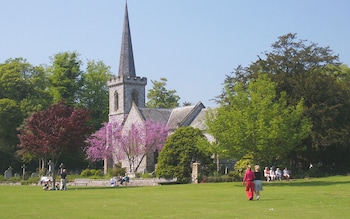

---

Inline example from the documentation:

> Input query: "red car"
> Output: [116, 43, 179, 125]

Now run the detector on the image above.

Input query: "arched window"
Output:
[114, 91, 119, 111]
[132, 90, 138, 106]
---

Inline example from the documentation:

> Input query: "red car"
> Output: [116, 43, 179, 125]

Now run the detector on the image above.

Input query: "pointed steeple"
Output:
[118, 2, 136, 77]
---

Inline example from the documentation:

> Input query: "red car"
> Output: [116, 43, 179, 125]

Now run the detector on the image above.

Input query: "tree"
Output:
[78, 60, 112, 129]
[217, 33, 350, 173]
[0, 58, 52, 171]
[182, 101, 193, 106]
[0, 98, 22, 169]
[0, 58, 32, 101]
[48, 52, 83, 105]
[207, 74, 312, 165]
[17, 101, 92, 187]
[119, 120, 168, 172]
[85, 120, 168, 173]
[146, 78, 180, 108]
[156, 126, 211, 183]
[85, 122, 122, 162]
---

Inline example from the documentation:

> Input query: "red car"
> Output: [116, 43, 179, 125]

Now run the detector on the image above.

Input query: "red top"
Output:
[243, 169, 255, 182]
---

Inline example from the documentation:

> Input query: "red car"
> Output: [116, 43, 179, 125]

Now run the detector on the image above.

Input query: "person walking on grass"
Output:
[242, 165, 255, 200]
[254, 165, 263, 200]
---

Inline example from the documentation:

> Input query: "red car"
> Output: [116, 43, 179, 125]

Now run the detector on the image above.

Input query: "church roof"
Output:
[136, 102, 206, 131]
[138, 107, 172, 123]
[190, 108, 209, 130]
[118, 2, 136, 77]
[167, 102, 205, 130]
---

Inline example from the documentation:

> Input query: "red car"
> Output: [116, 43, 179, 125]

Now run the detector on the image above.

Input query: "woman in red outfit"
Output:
[242, 165, 255, 200]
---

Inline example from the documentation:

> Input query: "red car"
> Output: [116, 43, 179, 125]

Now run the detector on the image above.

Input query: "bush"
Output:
[156, 127, 211, 184]
[80, 169, 103, 178]
[231, 155, 254, 181]
[140, 173, 153, 178]
[21, 177, 40, 185]
[108, 163, 126, 177]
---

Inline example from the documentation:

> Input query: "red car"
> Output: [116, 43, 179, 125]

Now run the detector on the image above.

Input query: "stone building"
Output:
[107, 3, 208, 174]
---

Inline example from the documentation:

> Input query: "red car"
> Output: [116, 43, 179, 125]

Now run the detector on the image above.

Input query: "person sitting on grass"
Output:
[120, 173, 129, 185]
[43, 180, 51, 190]
[110, 177, 117, 187]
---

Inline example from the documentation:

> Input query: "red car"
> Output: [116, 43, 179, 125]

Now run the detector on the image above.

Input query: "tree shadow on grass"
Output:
[234, 178, 350, 187]
[70, 186, 137, 191]
[262, 179, 350, 187]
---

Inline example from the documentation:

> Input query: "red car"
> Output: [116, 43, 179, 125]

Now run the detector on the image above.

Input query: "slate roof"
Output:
[138, 107, 172, 123]
[137, 102, 206, 131]
[190, 108, 209, 130]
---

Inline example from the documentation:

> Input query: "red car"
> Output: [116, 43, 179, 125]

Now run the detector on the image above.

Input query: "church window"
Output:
[132, 90, 138, 106]
[114, 91, 119, 111]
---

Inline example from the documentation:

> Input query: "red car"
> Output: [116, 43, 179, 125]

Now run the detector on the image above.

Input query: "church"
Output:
[106, 3, 209, 174]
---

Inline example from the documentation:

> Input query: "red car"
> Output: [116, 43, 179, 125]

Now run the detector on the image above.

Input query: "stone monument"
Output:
[191, 162, 200, 184]
[4, 166, 13, 179]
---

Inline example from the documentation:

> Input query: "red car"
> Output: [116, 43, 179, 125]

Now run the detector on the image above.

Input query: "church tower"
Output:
[108, 3, 147, 123]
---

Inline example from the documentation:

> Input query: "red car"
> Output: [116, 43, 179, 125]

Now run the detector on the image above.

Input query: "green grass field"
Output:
[0, 176, 349, 219]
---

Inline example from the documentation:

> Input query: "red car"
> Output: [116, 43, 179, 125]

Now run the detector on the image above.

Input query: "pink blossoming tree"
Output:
[85, 120, 168, 172]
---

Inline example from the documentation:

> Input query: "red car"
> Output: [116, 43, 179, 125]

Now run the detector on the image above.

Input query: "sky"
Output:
[1, 1, 350, 107]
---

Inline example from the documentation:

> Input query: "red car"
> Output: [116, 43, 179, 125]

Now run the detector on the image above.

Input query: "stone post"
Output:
[191, 162, 200, 184]
[21, 164, 26, 180]
[48, 160, 52, 176]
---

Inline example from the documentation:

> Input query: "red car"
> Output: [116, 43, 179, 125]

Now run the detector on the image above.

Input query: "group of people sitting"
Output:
[263, 167, 290, 182]
[41, 178, 60, 190]
[110, 173, 130, 187]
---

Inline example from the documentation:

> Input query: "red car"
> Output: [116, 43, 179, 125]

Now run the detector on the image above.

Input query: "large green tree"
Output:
[78, 60, 112, 129]
[208, 74, 311, 165]
[0, 98, 22, 169]
[218, 33, 350, 173]
[48, 52, 83, 105]
[0, 58, 52, 171]
[0, 58, 52, 114]
[146, 78, 180, 108]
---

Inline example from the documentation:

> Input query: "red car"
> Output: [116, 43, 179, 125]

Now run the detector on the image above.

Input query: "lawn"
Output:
[0, 176, 349, 219]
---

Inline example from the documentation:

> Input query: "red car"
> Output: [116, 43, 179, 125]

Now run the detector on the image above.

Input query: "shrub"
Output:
[205, 175, 237, 183]
[21, 177, 40, 185]
[80, 169, 92, 177]
[231, 155, 254, 181]
[156, 127, 211, 184]
[108, 163, 126, 177]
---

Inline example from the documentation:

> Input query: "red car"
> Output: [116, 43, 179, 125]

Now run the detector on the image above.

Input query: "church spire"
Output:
[118, 2, 136, 77]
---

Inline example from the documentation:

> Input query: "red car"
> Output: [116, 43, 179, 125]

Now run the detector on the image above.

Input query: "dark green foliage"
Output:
[48, 52, 83, 105]
[156, 126, 212, 183]
[0, 54, 111, 173]
[0, 58, 52, 171]
[78, 60, 111, 129]
[215, 33, 350, 174]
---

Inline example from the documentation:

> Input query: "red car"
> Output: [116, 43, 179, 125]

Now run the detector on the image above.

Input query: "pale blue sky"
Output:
[1, 1, 349, 107]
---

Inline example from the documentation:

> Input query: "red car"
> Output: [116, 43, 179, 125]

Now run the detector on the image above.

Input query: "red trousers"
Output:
[245, 181, 255, 200]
